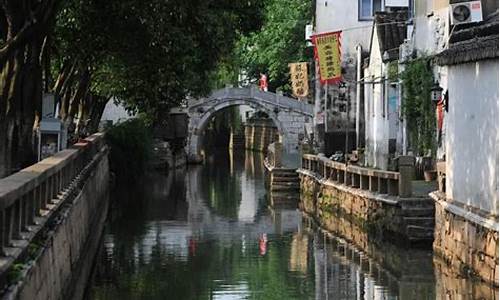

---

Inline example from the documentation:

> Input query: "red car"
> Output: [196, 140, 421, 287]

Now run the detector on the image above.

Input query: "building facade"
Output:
[313, 0, 410, 156]
[363, 11, 408, 170]
[312, 0, 499, 285]
[431, 3, 498, 284]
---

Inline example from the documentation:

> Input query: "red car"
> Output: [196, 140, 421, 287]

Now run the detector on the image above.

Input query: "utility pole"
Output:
[344, 84, 350, 161]
[355, 44, 363, 149]
[313, 62, 324, 153]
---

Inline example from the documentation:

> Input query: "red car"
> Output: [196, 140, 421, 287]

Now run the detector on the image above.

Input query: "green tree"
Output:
[236, 0, 313, 92]
[0, 0, 262, 177]
[401, 57, 436, 156]
[0, 0, 58, 177]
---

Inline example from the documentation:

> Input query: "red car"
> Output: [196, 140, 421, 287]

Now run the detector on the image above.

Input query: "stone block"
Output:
[378, 178, 388, 194]
[345, 172, 352, 186]
[278, 115, 293, 122]
[485, 231, 499, 258]
[398, 155, 415, 167]
[338, 171, 345, 183]
[352, 174, 360, 188]
[388, 179, 398, 196]
[369, 176, 378, 192]
[360, 175, 369, 190]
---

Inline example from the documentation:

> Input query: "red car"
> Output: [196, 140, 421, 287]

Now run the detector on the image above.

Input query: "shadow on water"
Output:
[84, 149, 498, 300]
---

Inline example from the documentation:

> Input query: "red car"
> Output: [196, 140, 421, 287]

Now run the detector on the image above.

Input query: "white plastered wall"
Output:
[445, 59, 499, 214]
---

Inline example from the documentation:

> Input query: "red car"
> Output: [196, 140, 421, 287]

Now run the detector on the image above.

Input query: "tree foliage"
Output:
[0, 0, 57, 176]
[235, 0, 313, 92]
[53, 0, 264, 118]
[0, 0, 262, 177]
[401, 57, 436, 156]
[106, 118, 152, 183]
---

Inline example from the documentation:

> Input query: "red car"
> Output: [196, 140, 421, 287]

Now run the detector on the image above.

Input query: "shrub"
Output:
[401, 57, 436, 157]
[106, 118, 152, 182]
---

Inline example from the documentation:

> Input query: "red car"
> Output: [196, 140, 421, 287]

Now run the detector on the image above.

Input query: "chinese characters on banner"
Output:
[289, 62, 309, 99]
[312, 31, 342, 84]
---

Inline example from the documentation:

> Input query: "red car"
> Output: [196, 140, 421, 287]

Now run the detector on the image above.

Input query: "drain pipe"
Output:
[355, 44, 363, 149]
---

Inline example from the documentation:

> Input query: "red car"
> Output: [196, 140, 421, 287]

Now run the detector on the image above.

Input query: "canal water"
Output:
[86, 150, 497, 300]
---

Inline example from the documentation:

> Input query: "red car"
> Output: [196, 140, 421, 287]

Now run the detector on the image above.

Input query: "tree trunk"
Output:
[0, 49, 23, 177]
[0, 0, 57, 178]
[68, 68, 90, 121]
[84, 95, 109, 135]
[15, 37, 44, 170]
[59, 65, 78, 122]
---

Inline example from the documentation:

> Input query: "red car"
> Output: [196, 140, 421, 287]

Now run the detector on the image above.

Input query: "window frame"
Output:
[359, 0, 385, 21]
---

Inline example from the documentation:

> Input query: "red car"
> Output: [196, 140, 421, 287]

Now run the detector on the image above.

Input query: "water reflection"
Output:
[87, 149, 496, 300]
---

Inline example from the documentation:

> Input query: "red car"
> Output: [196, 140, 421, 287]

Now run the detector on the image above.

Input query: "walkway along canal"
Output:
[0, 133, 110, 299]
[85, 149, 497, 299]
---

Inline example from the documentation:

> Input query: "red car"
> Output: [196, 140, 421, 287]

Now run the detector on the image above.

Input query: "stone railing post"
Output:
[398, 156, 414, 197]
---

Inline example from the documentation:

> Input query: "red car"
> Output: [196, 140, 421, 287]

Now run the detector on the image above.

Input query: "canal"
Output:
[85, 150, 497, 300]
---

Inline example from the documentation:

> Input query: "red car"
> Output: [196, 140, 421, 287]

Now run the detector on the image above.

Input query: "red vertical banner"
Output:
[312, 31, 342, 85]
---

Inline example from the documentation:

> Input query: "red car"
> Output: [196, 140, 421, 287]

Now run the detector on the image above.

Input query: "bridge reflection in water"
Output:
[85, 150, 494, 300]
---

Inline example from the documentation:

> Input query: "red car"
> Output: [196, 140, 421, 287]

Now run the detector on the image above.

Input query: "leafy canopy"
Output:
[52, 0, 264, 118]
[235, 0, 313, 92]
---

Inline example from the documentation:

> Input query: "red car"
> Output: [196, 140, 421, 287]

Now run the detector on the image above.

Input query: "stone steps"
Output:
[269, 168, 300, 193]
[271, 194, 300, 201]
[401, 199, 435, 242]
[271, 185, 300, 192]
[399, 198, 434, 208]
[272, 170, 298, 177]
[270, 193, 300, 207]
[401, 207, 435, 217]
[272, 176, 300, 183]
[406, 225, 434, 240]
[403, 217, 435, 228]
[272, 181, 300, 187]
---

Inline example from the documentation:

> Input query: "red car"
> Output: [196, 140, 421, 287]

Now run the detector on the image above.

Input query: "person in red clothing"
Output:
[259, 233, 268, 256]
[259, 73, 268, 92]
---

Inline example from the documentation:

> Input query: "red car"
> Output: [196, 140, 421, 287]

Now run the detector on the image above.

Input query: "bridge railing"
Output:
[191, 86, 314, 116]
[301, 154, 413, 197]
[0, 133, 107, 273]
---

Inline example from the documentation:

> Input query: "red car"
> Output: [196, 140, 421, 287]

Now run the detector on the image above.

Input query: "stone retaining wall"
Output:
[299, 171, 434, 244]
[300, 174, 402, 237]
[15, 155, 109, 300]
[302, 211, 435, 296]
[434, 257, 498, 299]
[0, 135, 110, 300]
[244, 122, 279, 153]
[432, 193, 499, 287]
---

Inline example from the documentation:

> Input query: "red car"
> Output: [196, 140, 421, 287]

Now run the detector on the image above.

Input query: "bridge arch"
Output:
[186, 86, 313, 163]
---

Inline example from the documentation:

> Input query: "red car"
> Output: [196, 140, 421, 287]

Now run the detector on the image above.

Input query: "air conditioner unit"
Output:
[450, 1, 483, 25]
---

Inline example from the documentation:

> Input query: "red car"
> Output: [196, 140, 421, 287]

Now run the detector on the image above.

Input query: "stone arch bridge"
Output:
[186, 86, 313, 163]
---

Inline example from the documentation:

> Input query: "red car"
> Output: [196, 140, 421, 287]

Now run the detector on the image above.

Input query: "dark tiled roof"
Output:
[435, 10, 499, 66]
[374, 11, 408, 62]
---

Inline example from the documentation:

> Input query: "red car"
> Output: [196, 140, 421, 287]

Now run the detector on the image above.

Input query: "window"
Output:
[359, 0, 383, 20]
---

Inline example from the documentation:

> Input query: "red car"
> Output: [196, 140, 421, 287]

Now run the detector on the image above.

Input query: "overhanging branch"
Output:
[0, 0, 56, 65]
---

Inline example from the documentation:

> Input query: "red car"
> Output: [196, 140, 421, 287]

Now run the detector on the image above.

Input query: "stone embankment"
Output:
[298, 154, 435, 244]
[229, 131, 246, 150]
[431, 191, 499, 287]
[244, 119, 279, 153]
[301, 214, 437, 298]
[0, 133, 110, 300]
[263, 143, 300, 208]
